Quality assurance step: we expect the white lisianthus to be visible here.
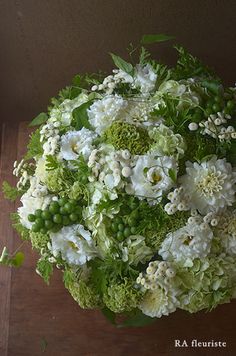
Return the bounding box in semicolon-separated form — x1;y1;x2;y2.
131;154;177;203
60;128;97;160
179;156;236;214
87;95;127;134
50;224;97;265
134;64;157;94
159;222;213;262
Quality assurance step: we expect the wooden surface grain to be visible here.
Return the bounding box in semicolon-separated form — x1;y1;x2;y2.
0;122;236;356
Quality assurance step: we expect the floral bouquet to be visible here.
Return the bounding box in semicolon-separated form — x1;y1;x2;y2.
1;34;236;326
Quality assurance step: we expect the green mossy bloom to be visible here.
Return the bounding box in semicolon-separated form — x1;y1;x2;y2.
103;121;150;155
30;231;50;251
45;168;65;193
103;278;143;313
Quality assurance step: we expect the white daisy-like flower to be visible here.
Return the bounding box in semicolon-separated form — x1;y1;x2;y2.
134;64;157;94
60;128;97;160
50;224;97;265
159;222;213;262
87;95;127;134
139;287;179;318
179;156;236;214
131;154;177;203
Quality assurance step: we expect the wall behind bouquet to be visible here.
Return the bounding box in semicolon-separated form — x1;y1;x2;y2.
0;0;236;123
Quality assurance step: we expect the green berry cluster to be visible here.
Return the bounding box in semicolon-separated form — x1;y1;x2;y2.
111;210;140;242
28;198;82;234
204;94;235;117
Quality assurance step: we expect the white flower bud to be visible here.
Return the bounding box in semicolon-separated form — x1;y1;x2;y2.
166;268;176;278
188;122;198;131
122;166;132;178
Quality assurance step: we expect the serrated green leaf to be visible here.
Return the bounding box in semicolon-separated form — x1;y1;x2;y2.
45;155;59;171
72;101;93;130
29;112;48;127
110;53;134;76
36;257;53;285
141;34;175;45
11;251;24;267
2;180;21;201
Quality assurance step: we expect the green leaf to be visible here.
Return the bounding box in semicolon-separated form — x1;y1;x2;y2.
29;112;48;127
141;34;175;45
72;101;93;130
110;53;134;76
101;308;117;325
118;310;156;328
11;252;24;267
36;257;53;285
201;80;221;95
24;128;43;160
2;180;21;201
45;155;59;171
168;168;177;182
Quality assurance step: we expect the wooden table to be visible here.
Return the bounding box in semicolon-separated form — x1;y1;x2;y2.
0;122;235;356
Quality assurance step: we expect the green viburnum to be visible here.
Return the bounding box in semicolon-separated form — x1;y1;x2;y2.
63;268;102;309
103;278;143;313
103;121;150;155
67;181;88;201
45;168;66;193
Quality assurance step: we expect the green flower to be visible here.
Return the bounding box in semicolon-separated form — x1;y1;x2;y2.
64;268;102;309
67;181;88;200
103;278;143;313
103;121;150;155
149;124;186;157
30;231;50;251
45;168;65;193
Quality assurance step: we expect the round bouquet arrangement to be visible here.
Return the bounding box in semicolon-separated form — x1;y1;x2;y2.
2;35;236;325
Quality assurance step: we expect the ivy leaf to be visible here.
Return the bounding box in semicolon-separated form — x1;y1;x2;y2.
72;101;93;130
168;168;177;182
141;34;175;45
118;310;156;328
110;53;134;76
29;112;48;127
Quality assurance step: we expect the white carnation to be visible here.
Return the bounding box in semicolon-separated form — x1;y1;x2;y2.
159;222;213;262
87;95;127;134
60;128;97;160
179;156;236;214
50;224;97;265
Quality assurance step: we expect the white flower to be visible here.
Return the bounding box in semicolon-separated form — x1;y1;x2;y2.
120;235;153;266
50;224;97;265
60;128;97;160
35;158;47;183
159;222;213;262
134;64;157;94
131;154;177;203
179;156;236;214
139;287;178;318
18;177;51;229
87;95;127;134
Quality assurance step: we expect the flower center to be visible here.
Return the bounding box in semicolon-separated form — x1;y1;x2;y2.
68;241;79;251
183;234;193;245
196;171;225;197
147;167;162;185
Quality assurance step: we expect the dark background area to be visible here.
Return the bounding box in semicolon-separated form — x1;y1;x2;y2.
0;1;236;355
0;0;236;123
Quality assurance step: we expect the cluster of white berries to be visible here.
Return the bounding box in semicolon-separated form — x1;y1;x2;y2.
40;122;60;142
136;260;176;291
198;112;235;141
164;187;190;215
27;178;48;198
187;209;217;229
91;69;133;95
13;160;33;189
88;148;134;188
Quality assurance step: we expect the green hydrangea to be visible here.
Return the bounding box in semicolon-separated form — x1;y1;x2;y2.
30;231;50;251
64;269;102;309
67;181;88;201
178;256;236;313
103;121;150;155
149;124;186;157
45;168;65;193
103;278;143;313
